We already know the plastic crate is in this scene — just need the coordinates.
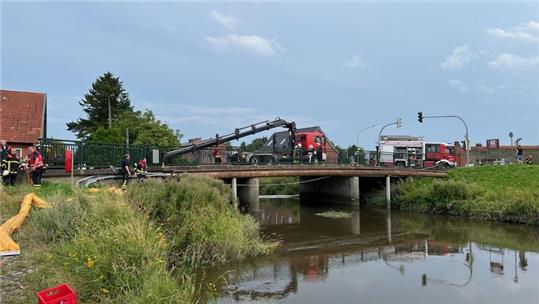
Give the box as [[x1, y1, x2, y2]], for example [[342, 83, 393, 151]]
[[36, 284, 77, 304]]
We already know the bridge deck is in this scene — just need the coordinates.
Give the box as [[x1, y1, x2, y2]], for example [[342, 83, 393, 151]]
[[171, 165, 447, 179]]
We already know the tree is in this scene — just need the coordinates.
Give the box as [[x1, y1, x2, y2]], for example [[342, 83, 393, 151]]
[[245, 137, 268, 152], [67, 72, 133, 139], [88, 110, 182, 147]]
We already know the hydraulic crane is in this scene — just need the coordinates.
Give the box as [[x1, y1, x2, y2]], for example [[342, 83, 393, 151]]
[[163, 117, 296, 161]]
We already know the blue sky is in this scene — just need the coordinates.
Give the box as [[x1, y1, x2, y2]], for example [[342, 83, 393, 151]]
[[2, 2, 538, 148]]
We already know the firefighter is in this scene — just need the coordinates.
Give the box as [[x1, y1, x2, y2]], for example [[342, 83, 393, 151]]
[[316, 144, 323, 163], [307, 144, 314, 163], [135, 157, 147, 182], [27, 146, 44, 188], [213, 149, 222, 164], [293, 144, 301, 163], [2, 147, 20, 186], [0, 140, 8, 180], [120, 154, 131, 188]]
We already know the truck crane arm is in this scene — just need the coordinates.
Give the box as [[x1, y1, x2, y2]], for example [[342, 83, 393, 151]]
[[163, 117, 296, 160]]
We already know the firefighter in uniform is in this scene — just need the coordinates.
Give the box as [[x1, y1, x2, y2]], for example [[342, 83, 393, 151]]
[[135, 157, 147, 182], [27, 146, 44, 187], [2, 147, 20, 186]]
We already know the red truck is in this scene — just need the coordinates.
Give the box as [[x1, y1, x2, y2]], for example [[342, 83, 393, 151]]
[[379, 136, 460, 168]]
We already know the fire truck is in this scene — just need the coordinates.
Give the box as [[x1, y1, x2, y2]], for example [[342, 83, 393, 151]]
[[378, 135, 459, 168]]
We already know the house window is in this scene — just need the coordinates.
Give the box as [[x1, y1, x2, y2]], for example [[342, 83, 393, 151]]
[[15, 148, 22, 158]]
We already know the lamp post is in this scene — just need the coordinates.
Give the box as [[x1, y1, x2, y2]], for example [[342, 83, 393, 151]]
[[509, 132, 514, 147], [377, 118, 402, 166], [355, 124, 377, 164], [356, 124, 377, 148]]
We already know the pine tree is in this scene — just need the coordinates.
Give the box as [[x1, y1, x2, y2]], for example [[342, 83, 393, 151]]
[[67, 72, 133, 139]]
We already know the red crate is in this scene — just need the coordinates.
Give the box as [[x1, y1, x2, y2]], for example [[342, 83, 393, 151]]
[[36, 284, 77, 304]]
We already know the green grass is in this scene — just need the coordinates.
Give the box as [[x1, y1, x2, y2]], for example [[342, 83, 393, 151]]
[[259, 177, 299, 195], [394, 165, 539, 224], [1, 176, 272, 303], [315, 210, 351, 219]]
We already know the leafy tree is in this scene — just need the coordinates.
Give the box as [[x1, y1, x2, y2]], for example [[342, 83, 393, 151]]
[[88, 110, 182, 147], [133, 111, 182, 147], [245, 137, 268, 152], [67, 72, 133, 139], [240, 141, 247, 151], [89, 127, 124, 144]]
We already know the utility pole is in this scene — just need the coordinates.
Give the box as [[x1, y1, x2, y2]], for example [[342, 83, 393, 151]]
[[417, 113, 470, 167], [377, 118, 402, 166], [108, 96, 112, 129]]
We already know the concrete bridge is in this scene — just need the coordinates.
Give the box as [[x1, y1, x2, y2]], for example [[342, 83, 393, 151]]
[[171, 165, 447, 210], [45, 165, 446, 209]]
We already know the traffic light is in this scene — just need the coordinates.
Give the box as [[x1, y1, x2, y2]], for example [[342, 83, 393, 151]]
[[396, 118, 402, 128], [461, 140, 466, 150], [417, 112, 423, 123]]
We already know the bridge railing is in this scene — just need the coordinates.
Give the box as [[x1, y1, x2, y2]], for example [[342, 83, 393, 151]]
[[38, 138, 425, 169]]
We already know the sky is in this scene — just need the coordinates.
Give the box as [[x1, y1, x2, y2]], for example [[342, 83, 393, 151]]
[[1, 1, 538, 149]]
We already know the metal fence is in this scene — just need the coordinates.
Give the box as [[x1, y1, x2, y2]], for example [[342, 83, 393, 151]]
[[38, 138, 428, 169], [39, 138, 182, 169]]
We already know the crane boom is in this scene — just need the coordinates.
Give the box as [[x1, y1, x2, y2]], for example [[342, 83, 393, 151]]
[[164, 117, 296, 160]]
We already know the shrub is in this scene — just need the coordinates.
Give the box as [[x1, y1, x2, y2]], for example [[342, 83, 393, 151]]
[[125, 176, 271, 271]]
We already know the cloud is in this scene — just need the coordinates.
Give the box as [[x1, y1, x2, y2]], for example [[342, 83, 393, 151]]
[[477, 84, 494, 95], [487, 53, 539, 71], [486, 20, 539, 43], [209, 10, 241, 30], [448, 79, 469, 93], [344, 55, 366, 68], [206, 34, 283, 56], [441, 46, 474, 70]]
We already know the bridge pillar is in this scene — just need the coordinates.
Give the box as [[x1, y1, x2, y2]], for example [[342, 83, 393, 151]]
[[237, 178, 259, 212], [231, 178, 238, 209], [299, 176, 359, 204], [386, 175, 391, 209]]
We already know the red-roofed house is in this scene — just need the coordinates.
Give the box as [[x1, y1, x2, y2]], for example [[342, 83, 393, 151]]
[[0, 89, 47, 158]]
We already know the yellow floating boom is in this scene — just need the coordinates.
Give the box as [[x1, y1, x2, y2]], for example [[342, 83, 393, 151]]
[[0, 193, 50, 256]]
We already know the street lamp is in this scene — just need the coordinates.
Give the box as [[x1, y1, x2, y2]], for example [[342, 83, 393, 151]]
[[377, 118, 402, 166], [356, 124, 377, 149]]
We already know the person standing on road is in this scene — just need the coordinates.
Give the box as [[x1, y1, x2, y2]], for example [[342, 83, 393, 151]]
[[120, 154, 131, 188], [516, 145, 524, 164], [27, 146, 44, 188]]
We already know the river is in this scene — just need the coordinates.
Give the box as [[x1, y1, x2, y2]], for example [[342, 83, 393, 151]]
[[205, 198, 539, 304]]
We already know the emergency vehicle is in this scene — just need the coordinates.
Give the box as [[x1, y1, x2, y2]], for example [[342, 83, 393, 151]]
[[378, 135, 459, 168]]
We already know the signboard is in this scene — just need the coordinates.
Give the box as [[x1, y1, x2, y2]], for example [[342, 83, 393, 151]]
[[486, 139, 500, 149], [152, 149, 160, 164]]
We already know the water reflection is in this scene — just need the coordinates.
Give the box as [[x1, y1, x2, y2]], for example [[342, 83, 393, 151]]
[[209, 199, 539, 304]]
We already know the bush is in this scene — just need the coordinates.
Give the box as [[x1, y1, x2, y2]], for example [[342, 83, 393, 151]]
[[23, 190, 188, 303], [125, 176, 271, 271]]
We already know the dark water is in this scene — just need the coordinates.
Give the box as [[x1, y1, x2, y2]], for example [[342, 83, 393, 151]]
[[207, 198, 539, 304]]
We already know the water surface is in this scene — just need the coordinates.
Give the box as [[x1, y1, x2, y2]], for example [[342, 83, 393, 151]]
[[207, 198, 539, 304]]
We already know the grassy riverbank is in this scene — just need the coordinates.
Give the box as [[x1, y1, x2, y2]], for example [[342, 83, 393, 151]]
[[0, 176, 270, 303], [394, 165, 539, 224]]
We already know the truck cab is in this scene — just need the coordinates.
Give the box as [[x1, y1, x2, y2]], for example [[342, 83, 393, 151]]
[[295, 130, 327, 153], [423, 142, 458, 168]]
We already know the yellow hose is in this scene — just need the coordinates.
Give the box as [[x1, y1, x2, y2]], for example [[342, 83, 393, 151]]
[[0, 193, 50, 256]]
